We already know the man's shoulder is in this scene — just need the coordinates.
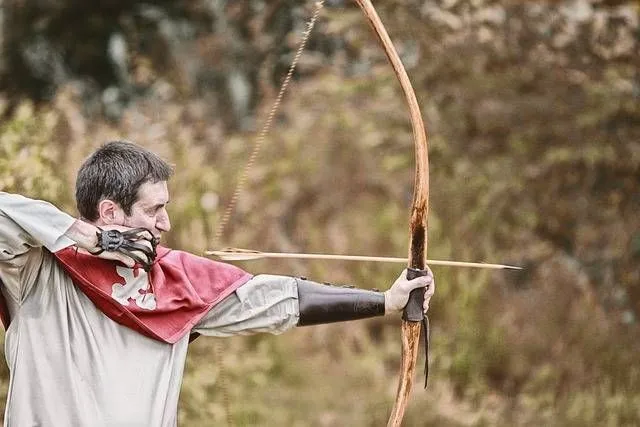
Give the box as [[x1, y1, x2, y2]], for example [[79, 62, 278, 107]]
[[155, 246, 248, 275], [156, 246, 207, 265]]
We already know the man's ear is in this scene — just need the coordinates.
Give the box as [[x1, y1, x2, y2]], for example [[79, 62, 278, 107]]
[[97, 199, 125, 225]]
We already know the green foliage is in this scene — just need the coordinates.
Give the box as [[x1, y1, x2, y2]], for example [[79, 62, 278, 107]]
[[0, 103, 71, 205]]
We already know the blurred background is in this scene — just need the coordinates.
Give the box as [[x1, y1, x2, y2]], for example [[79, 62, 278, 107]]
[[0, 0, 638, 425]]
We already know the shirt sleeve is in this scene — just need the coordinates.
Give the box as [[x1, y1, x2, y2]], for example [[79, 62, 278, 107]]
[[0, 192, 76, 264], [192, 274, 300, 337], [0, 192, 76, 302]]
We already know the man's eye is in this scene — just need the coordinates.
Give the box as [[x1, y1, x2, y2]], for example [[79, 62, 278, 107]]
[[148, 206, 163, 215]]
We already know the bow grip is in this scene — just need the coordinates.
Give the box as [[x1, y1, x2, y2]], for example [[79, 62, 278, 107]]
[[402, 267, 427, 322]]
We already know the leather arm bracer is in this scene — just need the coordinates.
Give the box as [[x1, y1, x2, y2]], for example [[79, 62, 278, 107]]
[[296, 279, 385, 326]]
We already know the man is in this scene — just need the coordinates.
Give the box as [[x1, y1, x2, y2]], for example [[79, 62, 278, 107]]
[[0, 140, 435, 426]]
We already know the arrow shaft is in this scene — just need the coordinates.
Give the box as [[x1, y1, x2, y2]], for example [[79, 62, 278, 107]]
[[206, 250, 521, 270]]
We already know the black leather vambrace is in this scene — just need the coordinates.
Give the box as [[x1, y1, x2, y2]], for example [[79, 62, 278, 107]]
[[296, 279, 385, 326]]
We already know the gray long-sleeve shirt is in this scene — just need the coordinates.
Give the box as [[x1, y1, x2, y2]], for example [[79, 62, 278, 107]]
[[0, 193, 300, 426]]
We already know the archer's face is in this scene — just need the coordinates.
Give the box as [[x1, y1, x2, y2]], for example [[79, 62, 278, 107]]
[[122, 180, 171, 238]]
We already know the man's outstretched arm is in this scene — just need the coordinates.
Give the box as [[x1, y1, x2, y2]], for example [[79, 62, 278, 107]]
[[192, 270, 435, 337], [297, 269, 434, 326]]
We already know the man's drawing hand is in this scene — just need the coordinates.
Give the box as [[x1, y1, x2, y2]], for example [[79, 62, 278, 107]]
[[87, 226, 158, 270]]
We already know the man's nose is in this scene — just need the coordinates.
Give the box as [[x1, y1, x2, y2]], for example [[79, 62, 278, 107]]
[[156, 211, 171, 232]]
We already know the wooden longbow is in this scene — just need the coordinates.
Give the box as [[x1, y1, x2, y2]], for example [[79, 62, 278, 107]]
[[351, 1, 430, 425]]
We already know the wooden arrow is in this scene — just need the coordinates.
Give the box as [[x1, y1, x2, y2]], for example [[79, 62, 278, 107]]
[[205, 248, 522, 270]]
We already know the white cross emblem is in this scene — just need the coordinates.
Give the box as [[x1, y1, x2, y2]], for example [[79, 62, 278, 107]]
[[111, 265, 157, 310]]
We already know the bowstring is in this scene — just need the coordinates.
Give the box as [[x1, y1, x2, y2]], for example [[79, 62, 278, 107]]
[[210, 2, 326, 425], [213, 1, 326, 244]]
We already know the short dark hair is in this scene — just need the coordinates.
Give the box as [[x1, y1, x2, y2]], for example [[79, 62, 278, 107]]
[[76, 140, 173, 221]]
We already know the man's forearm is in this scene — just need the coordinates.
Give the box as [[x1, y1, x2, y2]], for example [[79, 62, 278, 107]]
[[295, 269, 433, 326], [64, 220, 99, 251], [296, 279, 386, 326]]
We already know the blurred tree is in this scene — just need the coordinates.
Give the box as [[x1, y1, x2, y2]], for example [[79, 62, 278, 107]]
[[0, 0, 344, 128]]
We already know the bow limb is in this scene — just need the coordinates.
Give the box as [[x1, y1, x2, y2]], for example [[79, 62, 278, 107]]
[[351, 1, 430, 426]]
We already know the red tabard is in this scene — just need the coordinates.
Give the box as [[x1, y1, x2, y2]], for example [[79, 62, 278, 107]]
[[53, 246, 252, 343]]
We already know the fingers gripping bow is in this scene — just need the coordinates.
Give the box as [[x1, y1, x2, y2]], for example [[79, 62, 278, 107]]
[[404, 268, 430, 389]]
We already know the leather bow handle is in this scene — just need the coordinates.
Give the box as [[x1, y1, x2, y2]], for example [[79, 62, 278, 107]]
[[404, 268, 430, 390]]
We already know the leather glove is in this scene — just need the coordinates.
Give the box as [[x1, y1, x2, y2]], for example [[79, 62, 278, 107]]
[[384, 267, 435, 314], [90, 227, 159, 271]]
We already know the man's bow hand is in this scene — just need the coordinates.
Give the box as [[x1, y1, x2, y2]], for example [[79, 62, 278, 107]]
[[384, 267, 435, 314]]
